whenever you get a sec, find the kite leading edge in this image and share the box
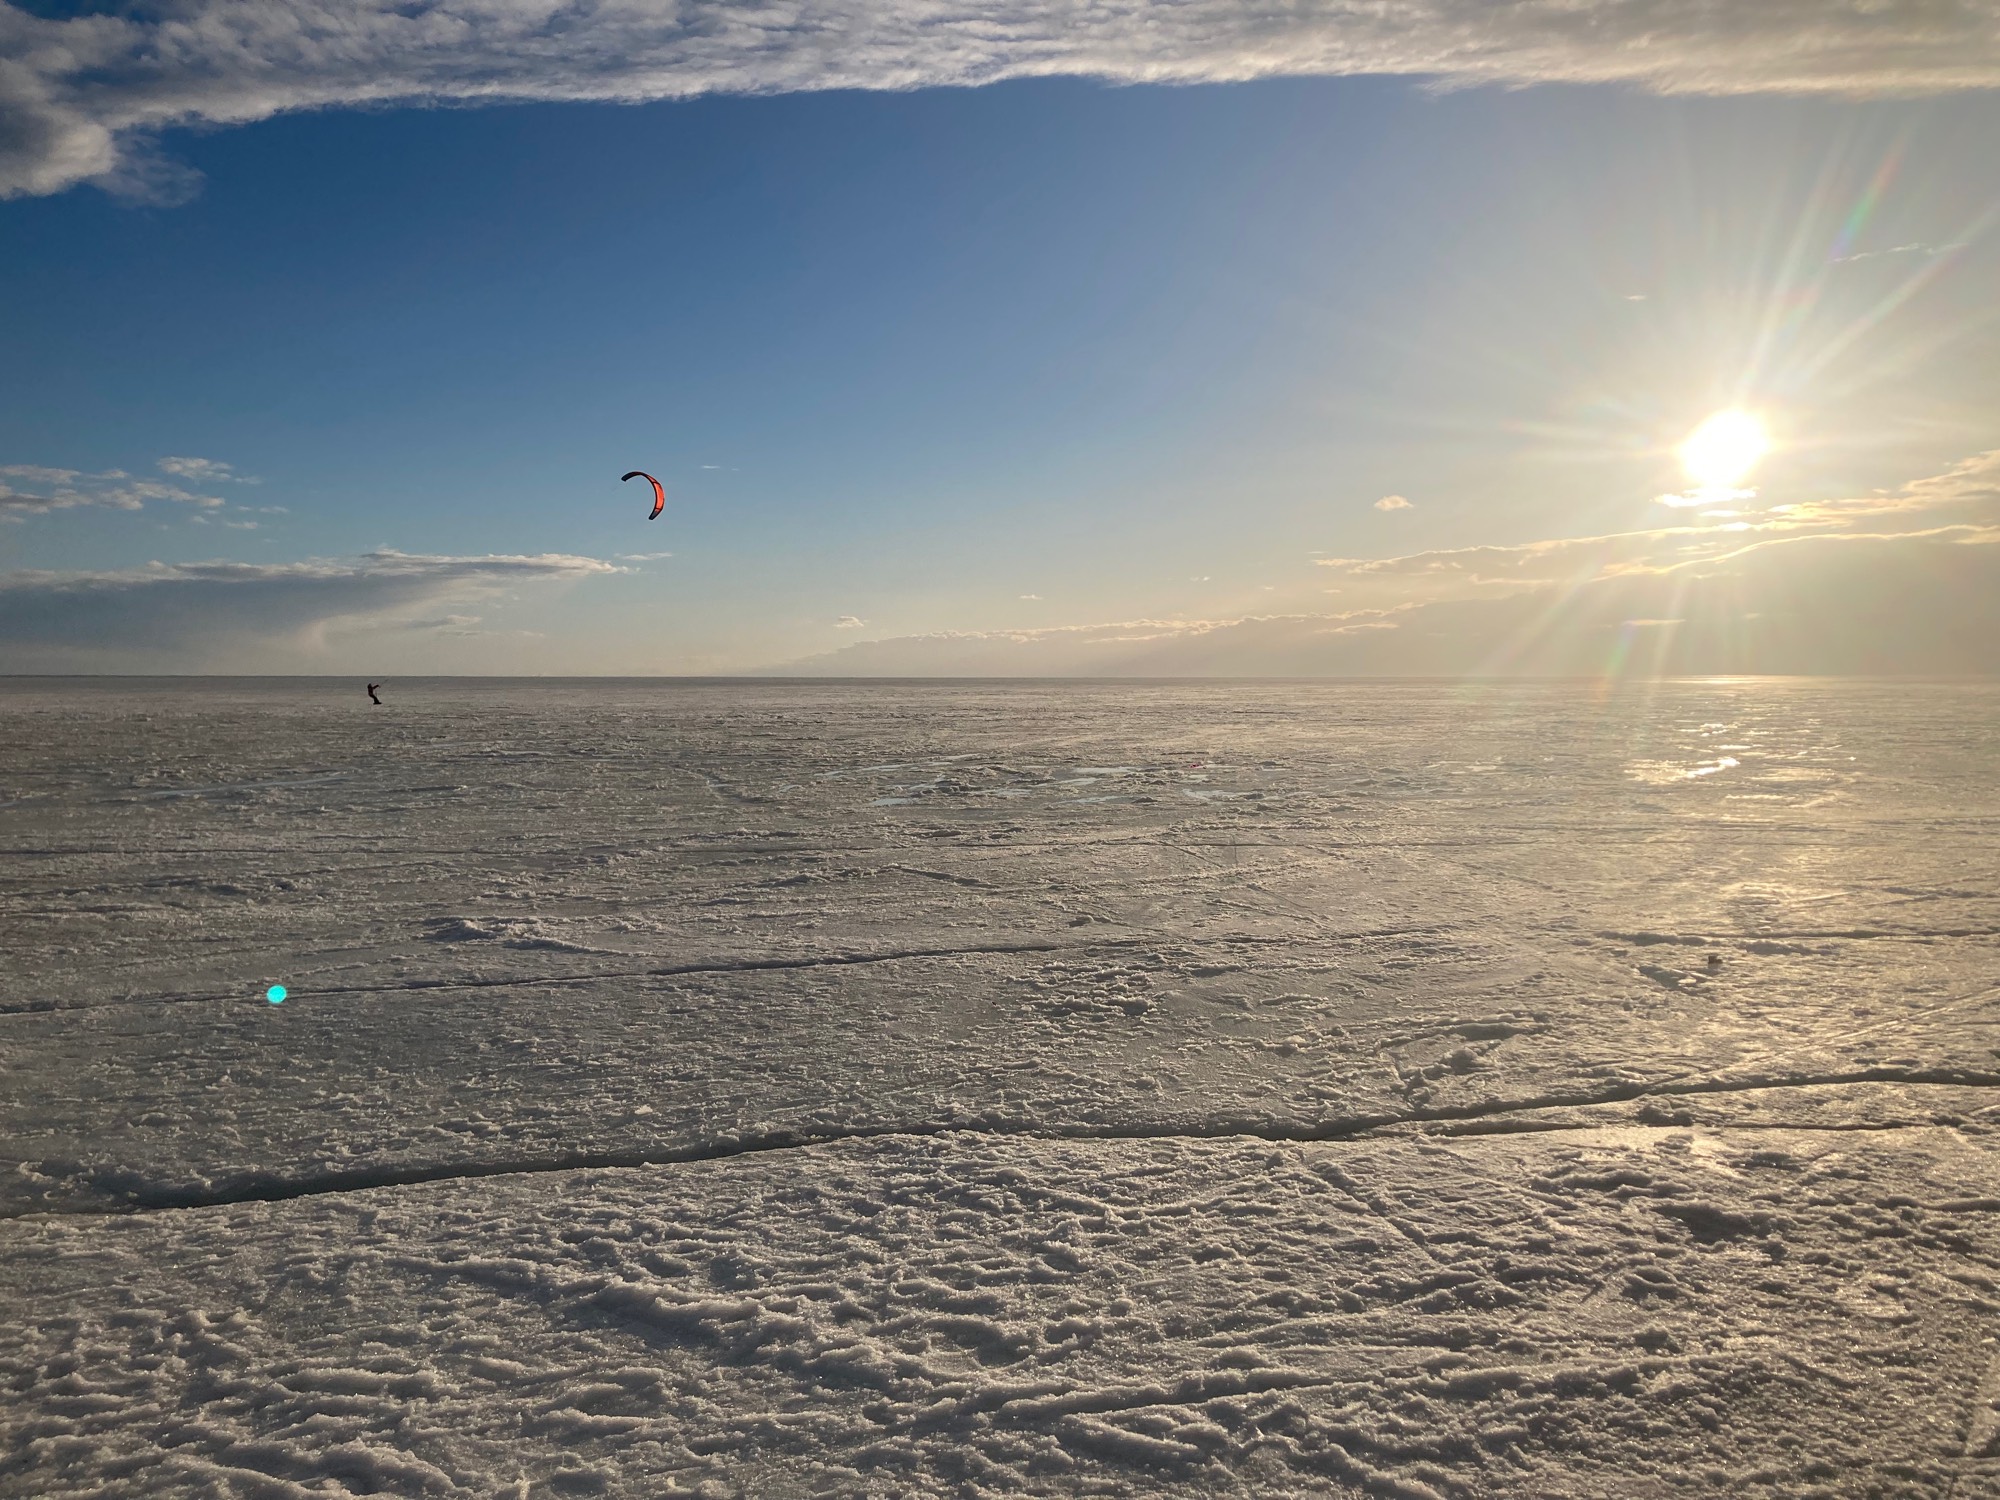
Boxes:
[622,470,666,520]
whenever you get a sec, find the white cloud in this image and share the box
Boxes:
[157,455,256,483]
[0,485,96,518]
[0,463,226,518]
[834,615,867,628]
[7,1,2000,200]
[0,549,621,668]
[0,457,270,517]
[1019,593,1042,600]
[1374,494,1414,512]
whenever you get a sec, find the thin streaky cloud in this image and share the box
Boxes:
[1313,452,2000,585]
[1830,240,1968,265]
[0,455,262,517]
[404,613,485,635]
[7,1,2000,200]
[0,468,226,518]
[157,456,256,483]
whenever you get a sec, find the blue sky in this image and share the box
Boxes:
[3,1,1999,673]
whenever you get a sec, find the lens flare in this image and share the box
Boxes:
[1679,410,1770,492]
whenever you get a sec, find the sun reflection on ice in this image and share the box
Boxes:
[1626,755,1740,785]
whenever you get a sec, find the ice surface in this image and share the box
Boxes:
[2,678,1997,1496]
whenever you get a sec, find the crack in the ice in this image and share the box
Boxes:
[0,940,1099,1014]
[1601,927,2000,944]
[0,924,1454,1015]
[1422,1117,1960,1139]
[10,1067,1997,1221]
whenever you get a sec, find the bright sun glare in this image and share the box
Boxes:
[1678,409,1770,492]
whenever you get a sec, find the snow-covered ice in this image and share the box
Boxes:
[2,677,1997,1497]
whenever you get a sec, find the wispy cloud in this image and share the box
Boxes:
[0,456,252,518]
[403,612,484,634]
[0,466,86,487]
[1770,447,2000,527]
[1830,240,1968,265]
[834,615,868,629]
[1313,454,2000,588]
[0,549,621,668]
[157,456,257,484]
[7,0,2000,200]
[1314,526,1727,584]
[0,472,222,518]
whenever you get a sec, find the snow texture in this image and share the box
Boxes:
[1,678,1997,1497]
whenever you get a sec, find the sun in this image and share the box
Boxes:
[1678,410,1770,492]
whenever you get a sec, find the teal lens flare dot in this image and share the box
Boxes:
[266,985,287,1004]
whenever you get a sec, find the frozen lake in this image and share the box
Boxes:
[3,678,1997,1497]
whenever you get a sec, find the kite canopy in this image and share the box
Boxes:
[622,470,666,520]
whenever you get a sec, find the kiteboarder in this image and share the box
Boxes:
[366,682,382,705]
[622,470,666,520]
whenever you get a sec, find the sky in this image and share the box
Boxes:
[2,1,1998,675]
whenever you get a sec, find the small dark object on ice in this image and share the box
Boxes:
[1706,952,1723,969]
[366,683,382,705]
